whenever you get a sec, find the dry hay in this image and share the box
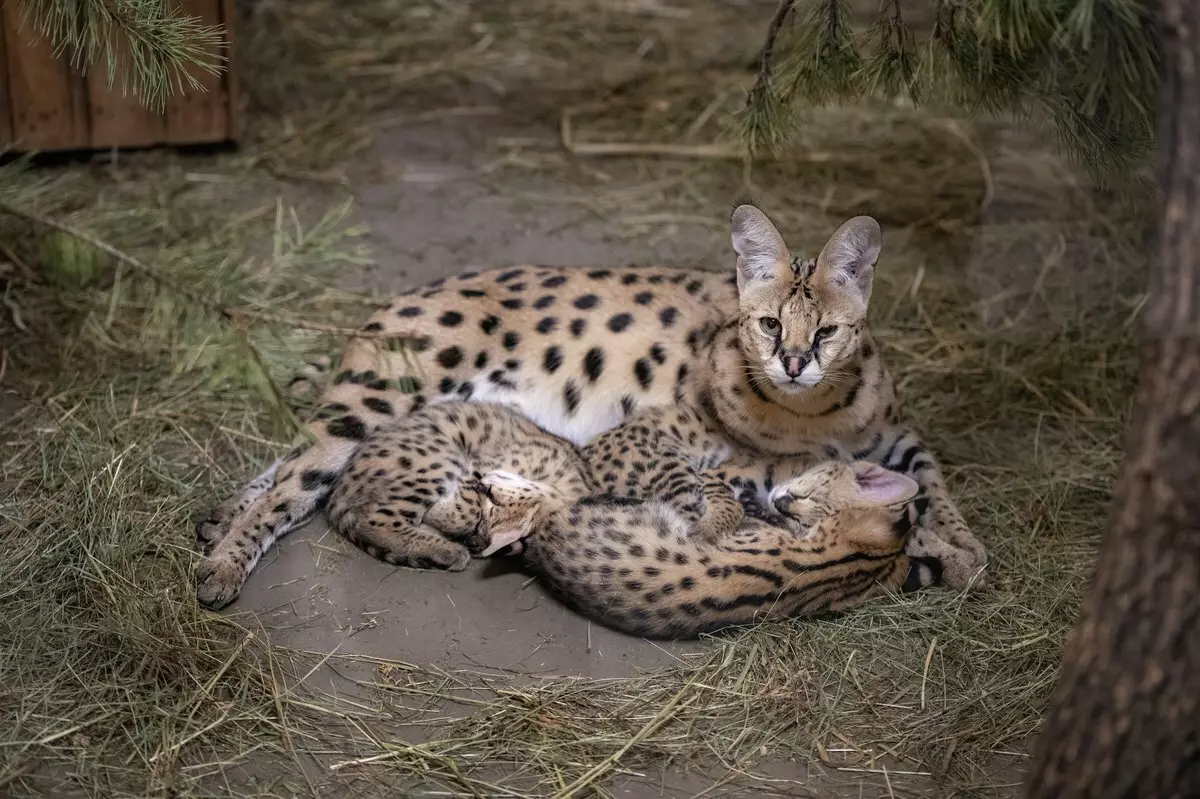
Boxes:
[0,0,1145,796]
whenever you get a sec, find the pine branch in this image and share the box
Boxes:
[740,0,797,155]
[13,0,228,110]
[743,0,1160,183]
[0,202,403,341]
[746,0,798,112]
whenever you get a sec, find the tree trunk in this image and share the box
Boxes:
[1023,2,1200,797]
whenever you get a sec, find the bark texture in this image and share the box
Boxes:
[1024,2,1200,796]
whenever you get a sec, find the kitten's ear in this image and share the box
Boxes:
[851,462,918,506]
[480,517,535,557]
[731,204,791,293]
[815,216,882,303]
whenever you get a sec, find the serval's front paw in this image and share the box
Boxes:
[195,558,245,610]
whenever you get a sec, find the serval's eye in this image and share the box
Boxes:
[814,324,839,344]
[759,317,781,336]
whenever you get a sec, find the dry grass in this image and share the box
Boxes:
[0,0,1145,796]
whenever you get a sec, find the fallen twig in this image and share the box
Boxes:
[559,107,834,163]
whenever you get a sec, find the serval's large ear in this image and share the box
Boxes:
[731,204,792,294]
[814,216,882,305]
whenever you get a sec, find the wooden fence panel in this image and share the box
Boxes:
[86,30,167,150]
[165,0,233,144]
[2,4,90,150]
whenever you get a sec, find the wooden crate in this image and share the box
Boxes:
[0,0,239,152]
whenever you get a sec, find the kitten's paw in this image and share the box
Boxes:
[696,442,733,470]
[906,529,988,591]
[902,555,944,592]
[481,471,542,504]
[194,515,231,554]
[195,558,244,610]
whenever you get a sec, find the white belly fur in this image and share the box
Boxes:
[461,381,629,446]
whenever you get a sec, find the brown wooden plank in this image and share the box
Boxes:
[2,5,89,151]
[165,0,230,144]
[0,10,14,148]
[86,29,167,149]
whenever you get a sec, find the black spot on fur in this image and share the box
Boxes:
[362,321,384,332]
[300,470,338,490]
[584,348,605,382]
[489,370,517,390]
[536,317,558,334]
[659,307,678,327]
[569,319,587,337]
[500,298,524,310]
[438,376,456,394]
[436,347,464,369]
[608,313,633,332]
[649,344,667,364]
[480,315,501,335]
[328,416,366,440]
[574,294,599,310]
[542,275,567,288]
[457,382,475,399]
[460,288,486,298]
[563,380,581,414]
[544,346,564,374]
[621,273,639,285]
[475,351,489,369]
[685,280,703,294]
[497,269,524,282]
[620,395,637,416]
[439,310,464,327]
[362,397,394,415]
[634,291,654,305]
[634,358,654,389]
[397,306,423,317]
[534,295,556,309]
[503,331,521,350]
[587,269,612,279]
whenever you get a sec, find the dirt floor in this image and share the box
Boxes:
[0,1,1145,796]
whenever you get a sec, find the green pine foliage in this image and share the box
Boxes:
[743,0,1159,180]
[12,0,226,110]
